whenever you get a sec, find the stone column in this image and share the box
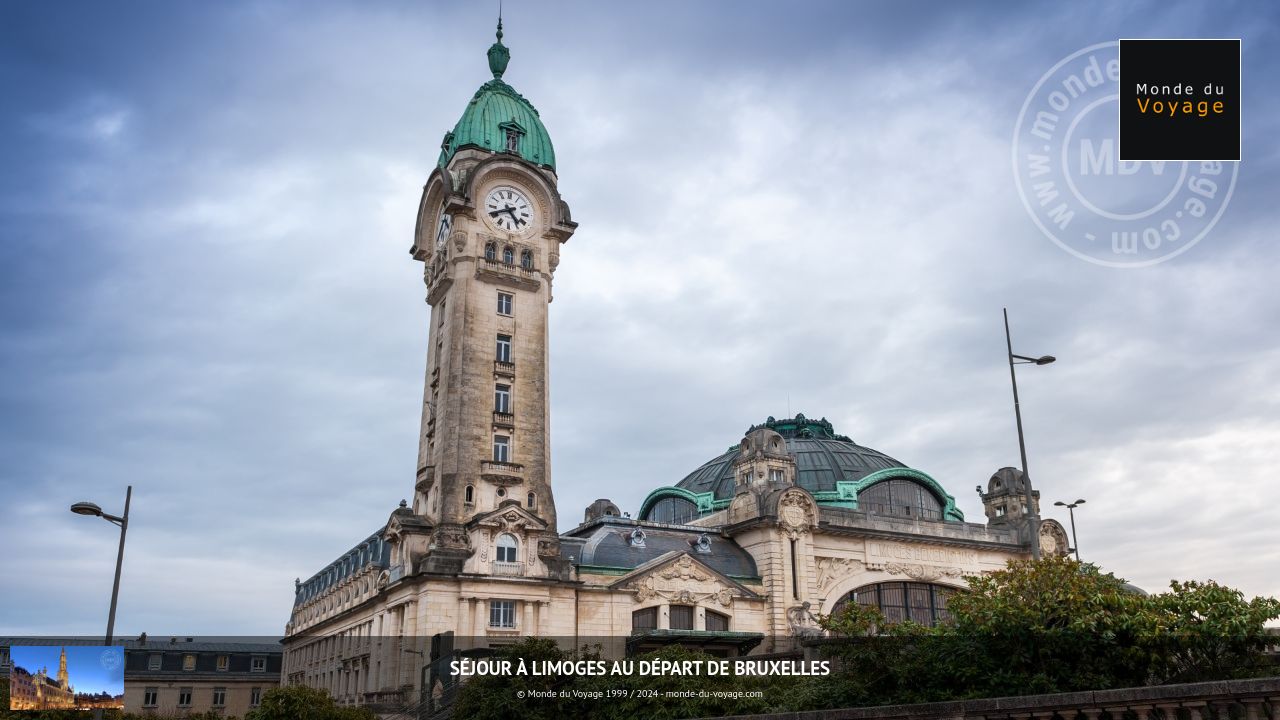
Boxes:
[1239,699,1265,720]
[523,600,535,634]
[475,599,488,639]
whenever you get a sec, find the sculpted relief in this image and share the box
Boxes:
[818,541,984,595]
[622,555,737,608]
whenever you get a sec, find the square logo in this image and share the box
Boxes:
[1119,39,1240,161]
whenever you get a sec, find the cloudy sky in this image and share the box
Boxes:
[2,0,1278,636]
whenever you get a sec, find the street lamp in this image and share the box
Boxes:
[70,486,131,645]
[1053,498,1086,561]
[1004,308,1055,560]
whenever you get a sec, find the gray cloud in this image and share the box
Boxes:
[1,0,1278,635]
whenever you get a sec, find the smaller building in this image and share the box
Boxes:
[121,637,282,717]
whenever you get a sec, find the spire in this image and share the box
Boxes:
[487,14,510,79]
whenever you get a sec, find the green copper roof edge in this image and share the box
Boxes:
[644,471,962,521]
[829,467,965,522]
[638,486,719,519]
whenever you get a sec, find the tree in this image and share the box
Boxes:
[1149,579,1280,683]
[814,556,1280,704]
[244,685,378,720]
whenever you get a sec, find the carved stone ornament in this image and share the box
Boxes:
[883,562,964,582]
[787,602,823,638]
[450,229,466,253]
[623,555,736,608]
[1038,519,1071,558]
[779,492,814,536]
[659,555,711,582]
[816,556,866,592]
[548,252,559,271]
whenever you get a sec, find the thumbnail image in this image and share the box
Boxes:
[7,645,124,711]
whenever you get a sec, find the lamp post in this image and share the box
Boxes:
[70,486,131,645]
[1004,308,1055,560]
[1054,498,1086,561]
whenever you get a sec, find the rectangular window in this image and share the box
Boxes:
[790,539,800,599]
[251,687,262,707]
[148,654,161,671]
[496,334,511,363]
[494,384,511,413]
[212,687,226,706]
[497,292,513,316]
[493,435,510,463]
[705,611,729,632]
[182,654,196,671]
[178,688,193,707]
[216,654,229,671]
[251,656,267,673]
[489,600,516,628]
[669,605,694,631]
[769,469,785,483]
[631,607,657,631]
[143,688,158,707]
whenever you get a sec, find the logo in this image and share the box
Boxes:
[100,647,123,671]
[1013,42,1238,268]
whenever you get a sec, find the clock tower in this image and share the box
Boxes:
[408,20,577,578]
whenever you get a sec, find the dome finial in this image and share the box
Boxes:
[487,7,510,79]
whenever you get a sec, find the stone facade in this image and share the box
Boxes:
[279,25,1075,712]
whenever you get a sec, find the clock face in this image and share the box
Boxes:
[434,212,452,249]
[484,186,533,233]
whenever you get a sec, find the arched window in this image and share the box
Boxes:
[705,610,729,632]
[502,246,514,264]
[464,485,474,504]
[484,242,497,261]
[858,479,944,520]
[646,496,698,524]
[520,250,533,269]
[526,492,536,509]
[632,607,657,631]
[840,581,956,626]
[496,533,518,563]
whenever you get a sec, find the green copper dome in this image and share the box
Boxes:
[436,21,556,170]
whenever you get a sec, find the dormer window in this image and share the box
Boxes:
[500,121,525,154]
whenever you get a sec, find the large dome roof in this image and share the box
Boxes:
[676,415,908,502]
[436,23,556,170]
